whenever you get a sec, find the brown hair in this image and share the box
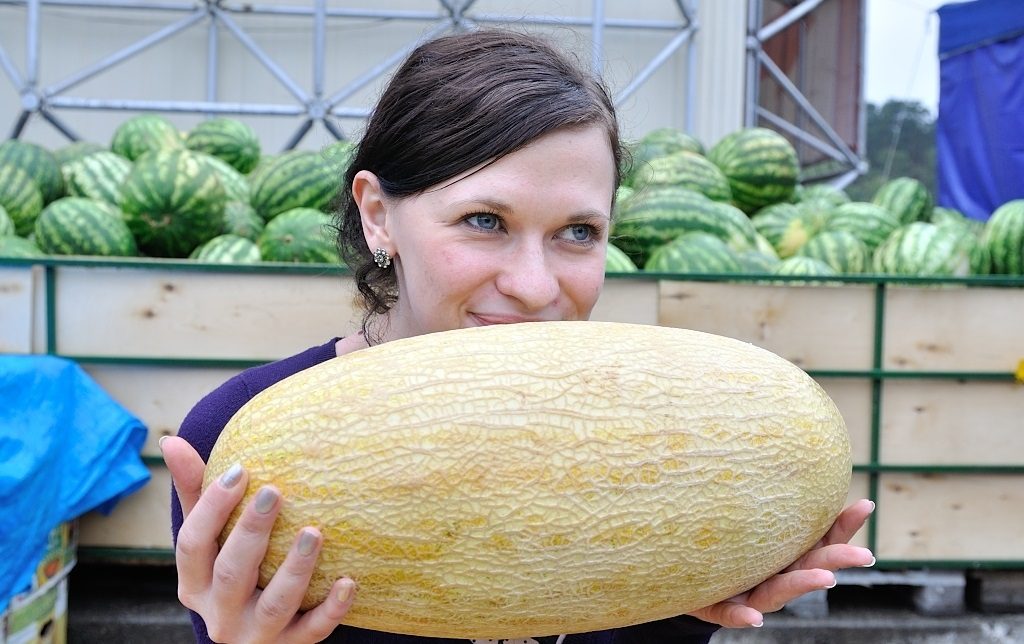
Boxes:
[334,28,624,341]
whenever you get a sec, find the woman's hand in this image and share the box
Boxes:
[162,436,356,643]
[686,498,876,628]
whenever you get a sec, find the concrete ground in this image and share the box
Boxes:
[66,561,1024,644]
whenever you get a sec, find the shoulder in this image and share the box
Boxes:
[177,338,341,462]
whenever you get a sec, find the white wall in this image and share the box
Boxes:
[0,0,748,155]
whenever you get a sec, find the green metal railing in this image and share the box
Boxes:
[4,257,1023,568]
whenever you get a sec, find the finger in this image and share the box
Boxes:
[210,485,282,613]
[252,527,325,633]
[688,598,763,629]
[791,544,875,573]
[176,461,250,596]
[744,568,836,614]
[820,499,875,547]
[289,578,357,642]
[161,436,208,517]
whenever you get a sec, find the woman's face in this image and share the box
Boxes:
[368,125,616,341]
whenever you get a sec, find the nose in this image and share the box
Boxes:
[495,240,561,311]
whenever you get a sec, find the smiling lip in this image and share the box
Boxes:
[470,313,549,325]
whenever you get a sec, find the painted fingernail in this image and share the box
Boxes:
[219,463,243,489]
[337,579,355,604]
[298,529,318,556]
[254,487,278,514]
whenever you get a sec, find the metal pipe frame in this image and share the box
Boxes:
[1,0,699,149]
[745,0,867,185]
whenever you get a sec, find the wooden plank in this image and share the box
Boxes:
[590,277,658,325]
[0,266,36,354]
[880,380,1024,465]
[53,266,360,360]
[657,281,876,370]
[84,365,246,456]
[817,378,873,465]
[876,473,1024,560]
[78,465,173,550]
[885,286,1024,372]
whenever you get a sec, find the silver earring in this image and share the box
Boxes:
[373,247,392,269]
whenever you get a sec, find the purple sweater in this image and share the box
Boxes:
[171,338,721,644]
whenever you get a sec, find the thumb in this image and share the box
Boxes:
[160,435,207,517]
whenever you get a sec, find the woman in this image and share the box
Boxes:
[163,27,875,644]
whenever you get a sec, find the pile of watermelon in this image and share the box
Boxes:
[0,114,351,264]
[607,126,1024,278]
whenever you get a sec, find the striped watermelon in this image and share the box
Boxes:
[63,151,133,206]
[257,207,340,263]
[111,114,183,161]
[798,230,868,274]
[613,186,758,266]
[605,243,638,273]
[632,151,732,202]
[0,163,44,236]
[322,140,356,176]
[873,222,971,277]
[821,202,901,251]
[872,177,933,225]
[53,141,106,168]
[644,231,742,274]
[736,249,780,273]
[192,233,261,264]
[0,235,44,258]
[937,220,990,275]
[0,204,13,237]
[249,150,343,221]
[222,200,265,240]
[34,197,137,257]
[0,140,64,204]
[796,183,850,208]
[750,202,821,258]
[625,128,705,187]
[186,118,262,174]
[120,149,227,257]
[771,256,837,281]
[982,199,1024,275]
[195,152,251,202]
[707,127,800,213]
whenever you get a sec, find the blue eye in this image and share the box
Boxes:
[568,224,592,242]
[467,213,501,230]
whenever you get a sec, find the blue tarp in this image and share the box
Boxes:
[0,355,150,612]
[936,0,1024,220]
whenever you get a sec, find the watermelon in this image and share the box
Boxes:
[111,114,183,161]
[937,220,990,275]
[873,222,971,277]
[982,199,1024,275]
[34,197,137,257]
[193,233,261,264]
[0,235,44,258]
[63,151,133,206]
[796,183,850,208]
[736,249,780,273]
[0,204,13,237]
[322,140,356,176]
[257,207,340,263]
[249,150,344,221]
[771,256,838,281]
[186,118,262,174]
[221,200,265,240]
[53,141,106,167]
[872,177,933,225]
[0,163,44,236]
[613,186,758,266]
[195,152,251,202]
[631,151,732,202]
[707,127,800,213]
[798,230,868,274]
[821,202,901,252]
[644,232,742,274]
[624,128,705,187]
[0,140,64,204]
[750,202,820,258]
[120,149,227,257]
[605,243,638,273]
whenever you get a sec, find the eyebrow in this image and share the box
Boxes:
[452,198,610,221]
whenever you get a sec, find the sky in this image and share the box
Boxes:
[864,0,955,115]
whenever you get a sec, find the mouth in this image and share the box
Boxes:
[469,313,549,326]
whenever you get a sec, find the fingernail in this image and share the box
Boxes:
[749,620,763,628]
[867,500,877,512]
[254,487,278,514]
[337,579,355,604]
[298,529,318,556]
[158,435,169,452]
[824,573,838,589]
[862,556,877,568]
[219,463,243,489]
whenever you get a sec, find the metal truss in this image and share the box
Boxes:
[745,0,867,187]
[0,0,698,150]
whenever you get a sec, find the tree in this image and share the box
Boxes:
[846,100,936,202]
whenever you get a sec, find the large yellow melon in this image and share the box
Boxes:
[203,321,851,639]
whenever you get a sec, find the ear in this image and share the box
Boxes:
[352,169,394,255]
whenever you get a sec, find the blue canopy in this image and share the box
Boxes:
[0,355,150,612]
[936,0,1024,220]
